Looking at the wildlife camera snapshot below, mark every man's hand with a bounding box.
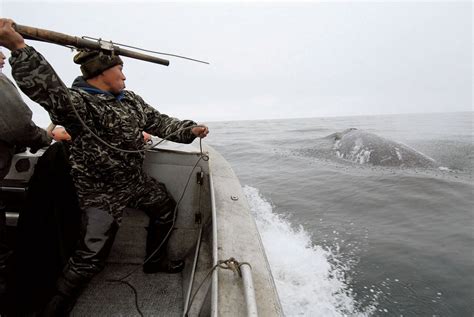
[0,18,26,51]
[191,125,209,139]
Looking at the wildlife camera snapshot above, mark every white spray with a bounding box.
[243,186,377,316]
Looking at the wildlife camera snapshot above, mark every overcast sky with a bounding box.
[0,0,472,125]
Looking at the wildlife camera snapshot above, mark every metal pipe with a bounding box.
[209,172,219,317]
[0,186,27,192]
[182,224,203,316]
[5,212,19,226]
[240,263,259,317]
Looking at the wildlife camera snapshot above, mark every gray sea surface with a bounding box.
[206,112,473,316]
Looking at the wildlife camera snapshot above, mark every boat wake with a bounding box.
[243,186,377,317]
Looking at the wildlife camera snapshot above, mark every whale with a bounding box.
[326,128,437,167]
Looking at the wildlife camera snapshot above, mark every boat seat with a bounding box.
[0,178,29,227]
[0,150,42,227]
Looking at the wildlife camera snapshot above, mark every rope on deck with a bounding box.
[184,257,252,317]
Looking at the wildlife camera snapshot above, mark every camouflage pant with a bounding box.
[56,179,176,301]
[77,173,171,223]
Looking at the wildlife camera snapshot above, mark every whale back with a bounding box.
[334,129,436,167]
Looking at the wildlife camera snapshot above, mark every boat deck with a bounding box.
[2,143,284,316]
[71,208,184,316]
[72,264,183,317]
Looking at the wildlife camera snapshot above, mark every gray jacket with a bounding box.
[0,72,50,151]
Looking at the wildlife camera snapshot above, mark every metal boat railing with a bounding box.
[240,263,258,316]
[182,224,203,315]
[209,172,219,317]
[209,172,259,317]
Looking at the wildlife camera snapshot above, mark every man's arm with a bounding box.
[0,73,51,151]
[129,93,208,143]
[142,100,197,144]
[0,18,86,132]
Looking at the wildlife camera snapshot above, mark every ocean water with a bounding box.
[206,112,473,317]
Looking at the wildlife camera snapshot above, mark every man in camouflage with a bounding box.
[0,18,209,315]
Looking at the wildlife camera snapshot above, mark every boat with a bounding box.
[1,139,284,316]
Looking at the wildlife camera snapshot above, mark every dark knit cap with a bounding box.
[73,50,123,80]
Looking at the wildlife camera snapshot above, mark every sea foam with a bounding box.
[243,185,376,316]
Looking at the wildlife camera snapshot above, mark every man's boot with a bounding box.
[42,207,118,316]
[142,198,184,274]
[41,270,84,317]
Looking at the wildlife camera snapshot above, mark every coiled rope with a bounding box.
[183,257,252,317]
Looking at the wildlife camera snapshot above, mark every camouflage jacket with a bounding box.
[10,46,197,212]
[0,73,50,151]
